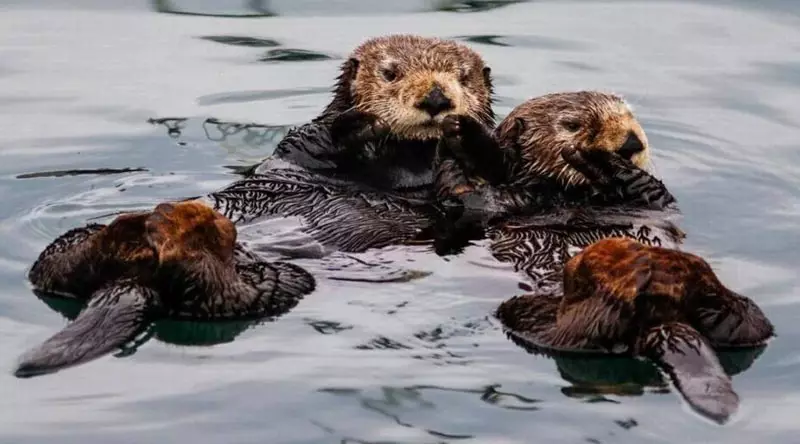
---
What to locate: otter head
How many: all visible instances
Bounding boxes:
[497,91,650,187]
[323,34,494,140]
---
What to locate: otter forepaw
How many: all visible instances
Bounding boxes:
[561,146,613,186]
[145,201,236,264]
[441,115,484,158]
[330,109,388,146]
[441,114,463,140]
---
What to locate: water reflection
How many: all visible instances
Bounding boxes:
[433,0,526,13]
[34,290,284,358]
[504,330,768,402]
[258,48,336,63]
[198,35,281,48]
[153,0,276,17]
[16,168,149,179]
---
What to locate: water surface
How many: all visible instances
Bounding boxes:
[2,1,800,443]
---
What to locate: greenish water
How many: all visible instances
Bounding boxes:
[1,1,799,442]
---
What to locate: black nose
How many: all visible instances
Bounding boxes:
[416,85,453,117]
[617,131,645,160]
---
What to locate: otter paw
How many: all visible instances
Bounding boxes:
[145,201,237,263]
[561,146,612,185]
[441,114,463,139]
[331,110,388,146]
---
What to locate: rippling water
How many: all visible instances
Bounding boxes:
[2,1,800,442]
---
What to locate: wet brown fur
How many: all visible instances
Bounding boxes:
[30,201,240,299]
[145,201,237,265]
[496,237,775,353]
[318,34,494,140]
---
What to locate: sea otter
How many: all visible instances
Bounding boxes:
[14,201,315,377]
[496,238,774,423]
[434,91,684,287]
[14,35,493,376]
[437,91,774,423]
[205,34,495,252]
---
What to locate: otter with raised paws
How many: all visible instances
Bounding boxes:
[15,201,314,378]
[496,237,774,424]
[433,91,684,285]
[208,35,496,253]
[436,91,675,213]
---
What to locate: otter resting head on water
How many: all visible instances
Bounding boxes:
[495,237,774,424]
[15,201,315,378]
[435,90,675,213]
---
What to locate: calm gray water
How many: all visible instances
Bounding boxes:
[2,1,800,442]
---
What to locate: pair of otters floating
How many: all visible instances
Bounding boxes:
[17,35,773,424]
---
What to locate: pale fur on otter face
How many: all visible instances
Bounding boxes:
[496,91,651,187]
[323,34,494,141]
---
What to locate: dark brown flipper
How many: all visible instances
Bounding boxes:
[18,213,158,378]
[638,323,739,424]
[687,259,775,348]
[14,281,156,378]
[28,213,156,297]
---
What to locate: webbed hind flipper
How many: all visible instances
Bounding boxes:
[14,282,156,378]
[638,322,738,424]
[689,269,775,348]
[28,212,155,298]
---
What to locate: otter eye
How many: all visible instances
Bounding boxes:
[381,67,398,82]
[561,119,581,132]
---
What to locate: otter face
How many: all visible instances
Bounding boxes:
[498,91,650,187]
[338,35,494,140]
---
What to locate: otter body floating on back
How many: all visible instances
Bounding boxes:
[16,201,314,377]
[437,91,774,423]
[496,238,774,423]
[205,34,495,253]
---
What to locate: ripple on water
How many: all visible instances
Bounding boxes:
[3,1,800,443]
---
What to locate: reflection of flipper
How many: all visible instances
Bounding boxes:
[504,325,767,401]
[640,323,737,424]
[15,282,155,378]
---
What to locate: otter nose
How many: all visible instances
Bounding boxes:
[617,131,645,160]
[416,85,453,117]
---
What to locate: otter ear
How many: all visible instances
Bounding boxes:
[482,66,492,89]
[503,117,525,142]
[321,57,360,119]
[342,57,360,96]
[341,57,360,86]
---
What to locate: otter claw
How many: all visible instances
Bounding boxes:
[441,115,462,139]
